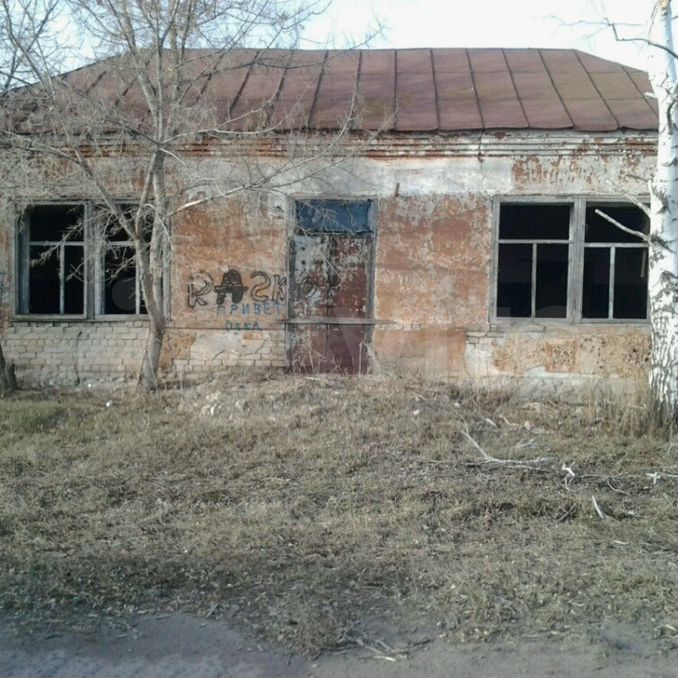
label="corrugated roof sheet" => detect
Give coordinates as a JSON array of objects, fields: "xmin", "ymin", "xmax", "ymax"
[{"xmin": 51, "ymin": 47, "xmax": 661, "ymax": 133}]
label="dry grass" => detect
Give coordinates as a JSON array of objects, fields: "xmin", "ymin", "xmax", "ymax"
[{"xmin": 0, "ymin": 374, "xmax": 676, "ymax": 655}]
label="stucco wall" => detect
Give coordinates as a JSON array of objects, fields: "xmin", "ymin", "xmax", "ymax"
[{"xmin": 0, "ymin": 131, "xmax": 656, "ymax": 389}]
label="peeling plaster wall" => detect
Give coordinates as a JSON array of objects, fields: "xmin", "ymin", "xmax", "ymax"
[{"xmin": 0, "ymin": 132, "xmax": 657, "ymax": 390}]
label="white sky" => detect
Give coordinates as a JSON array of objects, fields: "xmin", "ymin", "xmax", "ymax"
[{"xmin": 301, "ymin": 0, "xmax": 653, "ymax": 70}]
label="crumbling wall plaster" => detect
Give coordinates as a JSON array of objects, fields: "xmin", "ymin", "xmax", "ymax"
[{"xmin": 0, "ymin": 132, "xmax": 657, "ymax": 388}]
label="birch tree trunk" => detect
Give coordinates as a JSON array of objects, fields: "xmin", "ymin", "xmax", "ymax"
[{"xmin": 648, "ymin": 0, "xmax": 678, "ymax": 424}]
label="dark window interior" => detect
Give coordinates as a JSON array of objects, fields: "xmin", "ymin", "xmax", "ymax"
[
  {"xmin": 535, "ymin": 244, "xmax": 568, "ymax": 318},
  {"xmin": 614, "ymin": 248, "xmax": 648, "ymax": 319},
  {"xmin": 496, "ymin": 244, "xmax": 532, "ymax": 317},
  {"xmin": 27, "ymin": 204, "xmax": 84, "ymax": 241},
  {"xmin": 101, "ymin": 204, "xmax": 153, "ymax": 242},
  {"xmin": 497, "ymin": 202, "xmax": 648, "ymax": 322},
  {"xmin": 499, "ymin": 204, "xmax": 570, "ymax": 240},
  {"xmin": 97, "ymin": 204, "xmax": 150, "ymax": 315},
  {"xmin": 496, "ymin": 205, "xmax": 570, "ymax": 319},
  {"xmin": 582, "ymin": 244, "xmax": 647, "ymax": 320},
  {"xmin": 582, "ymin": 248, "xmax": 610, "ymax": 318},
  {"xmin": 104, "ymin": 246, "xmax": 138, "ymax": 314},
  {"xmin": 64, "ymin": 246, "xmax": 85, "ymax": 314},
  {"xmin": 585, "ymin": 205, "xmax": 648, "ymax": 243},
  {"xmin": 296, "ymin": 200, "xmax": 372, "ymax": 234},
  {"xmin": 28, "ymin": 246, "xmax": 59, "ymax": 314},
  {"xmin": 25, "ymin": 205, "xmax": 85, "ymax": 315}
]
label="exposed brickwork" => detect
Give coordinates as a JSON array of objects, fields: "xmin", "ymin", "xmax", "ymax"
[
  {"xmin": 2, "ymin": 322, "xmax": 288, "ymax": 386},
  {"xmin": 166, "ymin": 328, "xmax": 287, "ymax": 377},
  {"xmin": 2, "ymin": 321, "xmax": 147, "ymax": 385},
  {"xmin": 0, "ymin": 132, "xmax": 657, "ymax": 392}
]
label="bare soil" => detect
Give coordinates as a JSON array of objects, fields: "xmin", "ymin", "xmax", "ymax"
[
  {"xmin": 0, "ymin": 373, "xmax": 676, "ymax": 673},
  {"xmin": 1, "ymin": 612, "xmax": 676, "ymax": 677}
]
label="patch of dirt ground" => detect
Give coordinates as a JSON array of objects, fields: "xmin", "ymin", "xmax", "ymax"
[
  {"xmin": 0, "ymin": 373, "xmax": 676, "ymax": 671},
  {"xmin": 1, "ymin": 612, "xmax": 676, "ymax": 677}
]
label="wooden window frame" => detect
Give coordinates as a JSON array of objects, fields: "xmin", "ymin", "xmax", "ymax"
[
  {"xmin": 13, "ymin": 200, "xmax": 161, "ymax": 321},
  {"xmin": 15, "ymin": 202, "xmax": 89, "ymax": 319},
  {"xmin": 491, "ymin": 196, "xmax": 650, "ymax": 326}
]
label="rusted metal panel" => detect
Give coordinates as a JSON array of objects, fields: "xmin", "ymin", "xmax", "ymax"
[
  {"xmin": 270, "ymin": 50, "xmax": 325, "ymax": 129},
  {"xmin": 512, "ymin": 71, "xmax": 573, "ymax": 129},
  {"xmin": 326, "ymin": 324, "xmax": 367, "ymax": 372},
  {"xmin": 312, "ymin": 51, "xmax": 360, "ymax": 128},
  {"xmin": 575, "ymin": 51, "xmax": 624, "ymax": 74},
  {"xmin": 290, "ymin": 234, "xmax": 330, "ymax": 318},
  {"xmin": 395, "ymin": 50, "xmax": 437, "ymax": 131},
  {"xmin": 16, "ymin": 48, "xmax": 659, "ymax": 135},
  {"xmin": 357, "ymin": 50, "xmax": 396, "ymax": 130},
  {"xmin": 467, "ymin": 49, "xmax": 510, "ymax": 72},
  {"xmin": 289, "ymin": 201, "xmax": 373, "ymax": 373},
  {"xmin": 503, "ymin": 49, "xmax": 545, "ymax": 72}
]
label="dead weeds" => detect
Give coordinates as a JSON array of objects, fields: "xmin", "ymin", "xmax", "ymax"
[{"xmin": 0, "ymin": 375, "xmax": 676, "ymax": 655}]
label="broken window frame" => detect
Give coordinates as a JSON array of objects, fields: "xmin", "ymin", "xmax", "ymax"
[
  {"xmin": 495, "ymin": 202, "xmax": 573, "ymax": 320},
  {"xmin": 581, "ymin": 203, "xmax": 650, "ymax": 321},
  {"xmin": 491, "ymin": 196, "xmax": 650, "ymax": 325},
  {"xmin": 94, "ymin": 204, "xmax": 150, "ymax": 317},
  {"xmin": 16, "ymin": 202, "xmax": 89, "ymax": 317},
  {"xmin": 14, "ymin": 200, "xmax": 153, "ymax": 320}
]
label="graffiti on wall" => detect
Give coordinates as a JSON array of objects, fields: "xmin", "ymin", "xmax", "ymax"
[{"xmin": 187, "ymin": 268, "xmax": 286, "ymax": 330}]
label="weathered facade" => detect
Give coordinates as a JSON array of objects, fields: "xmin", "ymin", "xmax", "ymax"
[{"xmin": 0, "ymin": 48, "xmax": 658, "ymax": 392}]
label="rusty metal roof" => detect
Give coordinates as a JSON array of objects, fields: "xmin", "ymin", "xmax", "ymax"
[{"xmin": 46, "ymin": 48, "xmax": 661, "ymax": 133}]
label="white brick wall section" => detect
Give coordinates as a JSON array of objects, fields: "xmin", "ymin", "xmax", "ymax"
[{"xmin": 2, "ymin": 322, "xmax": 289, "ymax": 385}]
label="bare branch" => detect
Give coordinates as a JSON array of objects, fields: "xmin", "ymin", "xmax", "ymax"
[{"xmin": 593, "ymin": 208, "xmax": 653, "ymax": 244}]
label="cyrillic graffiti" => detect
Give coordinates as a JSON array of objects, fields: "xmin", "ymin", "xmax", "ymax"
[
  {"xmin": 187, "ymin": 268, "xmax": 286, "ymax": 330},
  {"xmin": 186, "ymin": 270, "xmax": 214, "ymax": 308}
]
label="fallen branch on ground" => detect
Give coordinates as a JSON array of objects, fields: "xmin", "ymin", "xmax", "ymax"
[{"xmin": 461, "ymin": 425, "xmax": 552, "ymax": 470}]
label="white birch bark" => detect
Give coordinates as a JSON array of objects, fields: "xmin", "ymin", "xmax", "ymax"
[{"xmin": 648, "ymin": 0, "xmax": 678, "ymax": 423}]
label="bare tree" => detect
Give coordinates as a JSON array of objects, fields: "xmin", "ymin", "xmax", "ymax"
[
  {"xmin": 0, "ymin": 0, "xmax": 61, "ymax": 391},
  {"xmin": 0, "ymin": 0, "xmax": 364, "ymax": 390},
  {"xmin": 575, "ymin": 2, "xmax": 678, "ymax": 424}
]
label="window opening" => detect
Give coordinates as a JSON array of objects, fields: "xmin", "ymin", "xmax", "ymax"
[
  {"xmin": 20, "ymin": 204, "xmax": 85, "ymax": 315},
  {"xmin": 582, "ymin": 205, "xmax": 648, "ymax": 320},
  {"xmin": 496, "ymin": 204, "xmax": 571, "ymax": 319}
]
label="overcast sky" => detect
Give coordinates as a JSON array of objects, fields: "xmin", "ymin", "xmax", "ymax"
[{"xmin": 301, "ymin": 0, "xmax": 653, "ymax": 70}]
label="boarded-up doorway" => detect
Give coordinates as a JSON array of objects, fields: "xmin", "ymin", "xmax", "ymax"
[{"xmin": 288, "ymin": 200, "xmax": 374, "ymax": 373}]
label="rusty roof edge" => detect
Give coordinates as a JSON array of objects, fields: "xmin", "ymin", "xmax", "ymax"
[
  {"xmin": 344, "ymin": 129, "xmax": 658, "ymax": 156},
  {"xmin": 55, "ymin": 129, "xmax": 654, "ymax": 160},
  {"xmin": 621, "ymin": 63, "xmax": 659, "ymax": 116}
]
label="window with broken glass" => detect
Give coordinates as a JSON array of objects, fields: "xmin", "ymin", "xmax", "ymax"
[
  {"xmin": 494, "ymin": 200, "xmax": 648, "ymax": 322},
  {"xmin": 581, "ymin": 205, "xmax": 648, "ymax": 320},
  {"xmin": 16, "ymin": 202, "xmax": 149, "ymax": 317},
  {"xmin": 96, "ymin": 205, "xmax": 149, "ymax": 316}
]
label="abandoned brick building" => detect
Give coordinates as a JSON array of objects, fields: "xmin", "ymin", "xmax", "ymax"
[{"xmin": 0, "ymin": 48, "xmax": 658, "ymax": 391}]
